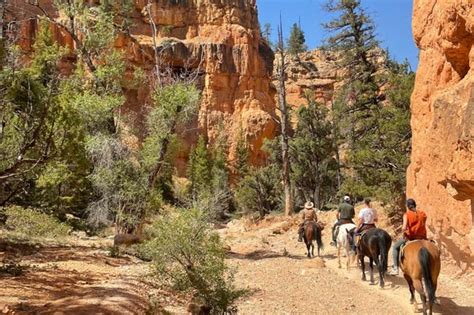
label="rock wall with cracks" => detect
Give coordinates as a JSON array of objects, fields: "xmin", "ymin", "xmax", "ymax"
[
  {"xmin": 8, "ymin": 0, "xmax": 277, "ymax": 172},
  {"xmin": 409, "ymin": 0, "xmax": 474, "ymax": 275}
]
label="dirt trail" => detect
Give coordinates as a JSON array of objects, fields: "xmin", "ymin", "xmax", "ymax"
[
  {"xmin": 0, "ymin": 237, "xmax": 151, "ymax": 315},
  {"xmin": 222, "ymin": 211, "xmax": 474, "ymax": 315},
  {"xmin": 1, "ymin": 210, "xmax": 473, "ymax": 314}
]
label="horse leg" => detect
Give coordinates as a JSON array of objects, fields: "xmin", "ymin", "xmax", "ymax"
[
  {"xmin": 360, "ymin": 254, "xmax": 366, "ymax": 281},
  {"xmin": 369, "ymin": 257, "xmax": 375, "ymax": 285},
  {"xmin": 306, "ymin": 242, "xmax": 311, "ymax": 258},
  {"xmin": 414, "ymin": 279, "xmax": 427, "ymax": 315},
  {"xmin": 345, "ymin": 246, "xmax": 350, "ymax": 270},
  {"xmin": 403, "ymin": 274, "xmax": 416, "ymax": 304},
  {"xmin": 337, "ymin": 245, "xmax": 342, "ymax": 268},
  {"xmin": 373, "ymin": 256, "xmax": 384, "ymax": 288},
  {"xmin": 311, "ymin": 243, "xmax": 314, "ymax": 258}
]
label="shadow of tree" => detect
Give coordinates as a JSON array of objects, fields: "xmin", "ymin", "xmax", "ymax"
[{"xmin": 227, "ymin": 250, "xmax": 307, "ymax": 261}]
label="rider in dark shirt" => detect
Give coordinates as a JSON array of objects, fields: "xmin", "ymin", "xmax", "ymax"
[{"xmin": 330, "ymin": 195, "xmax": 355, "ymax": 246}]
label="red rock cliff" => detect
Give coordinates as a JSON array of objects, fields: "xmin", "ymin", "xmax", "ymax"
[
  {"xmin": 409, "ymin": 0, "xmax": 474, "ymax": 275},
  {"xmin": 8, "ymin": 0, "xmax": 277, "ymax": 170}
]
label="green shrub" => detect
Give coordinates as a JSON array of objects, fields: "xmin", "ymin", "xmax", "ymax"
[
  {"xmin": 234, "ymin": 165, "xmax": 283, "ymax": 218},
  {"xmin": 0, "ymin": 262, "xmax": 29, "ymax": 276},
  {"xmin": 3, "ymin": 206, "xmax": 71, "ymax": 239},
  {"xmin": 141, "ymin": 208, "xmax": 245, "ymax": 314}
]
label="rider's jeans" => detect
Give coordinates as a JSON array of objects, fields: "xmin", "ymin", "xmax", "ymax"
[{"xmin": 392, "ymin": 239, "xmax": 407, "ymax": 267}]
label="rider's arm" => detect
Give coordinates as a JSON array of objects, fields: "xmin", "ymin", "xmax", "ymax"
[
  {"xmin": 357, "ymin": 217, "xmax": 363, "ymax": 229},
  {"xmin": 402, "ymin": 213, "xmax": 408, "ymax": 232}
]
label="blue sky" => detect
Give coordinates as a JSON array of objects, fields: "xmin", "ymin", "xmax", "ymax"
[{"xmin": 257, "ymin": 0, "xmax": 419, "ymax": 70}]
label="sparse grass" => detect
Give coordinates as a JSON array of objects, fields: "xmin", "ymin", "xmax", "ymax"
[
  {"xmin": 108, "ymin": 246, "xmax": 121, "ymax": 258},
  {"xmin": 3, "ymin": 206, "xmax": 71, "ymax": 240},
  {"xmin": 0, "ymin": 262, "xmax": 29, "ymax": 277}
]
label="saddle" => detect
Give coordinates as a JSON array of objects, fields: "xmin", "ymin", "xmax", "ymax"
[
  {"xmin": 354, "ymin": 230, "xmax": 368, "ymax": 248},
  {"xmin": 399, "ymin": 239, "xmax": 436, "ymax": 262},
  {"xmin": 304, "ymin": 220, "xmax": 324, "ymax": 231}
]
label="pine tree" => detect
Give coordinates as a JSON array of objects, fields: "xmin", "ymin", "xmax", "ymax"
[
  {"xmin": 277, "ymin": 19, "xmax": 294, "ymax": 215},
  {"xmin": 324, "ymin": 0, "xmax": 415, "ymax": 210},
  {"xmin": 287, "ymin": 23, "xmax": 307, "ymax": 55},
  {"xmin": 234, "ymin": 129, "xmax": 249, "ymax": 181},
  {"xmin": 187, "ymin": 135, "xmax": 212, "ymax": 199},
  {"xmin": 324, "ymin": 0, "xmax": 380, "ymax": 146},
  {"xmin": 260, "ymin": 22, "xmax": 272, "ymax": 45},
  {"xmin": 290, "ymin": 93, "xmax": 338, "ymax": 209}
]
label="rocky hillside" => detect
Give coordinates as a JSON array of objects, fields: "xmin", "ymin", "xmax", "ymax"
[
  {"xmin": 9, "ymin": 0, "xmax": 277, "ymax": 169},
  {"xmin": 408, "ymin": 0, "xmax": 474, "ymax": 274},
  {"xmin": 273, "ymin": 50, "xmax": 339, "ymax": 109}
]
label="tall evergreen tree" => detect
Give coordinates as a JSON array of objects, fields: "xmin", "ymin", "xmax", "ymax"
[
  {"xmin": 324, "ymin": 0, "xmax": 415, "ymax": 213},
  {"xmin": 324, "ymin": 0, "xmax": 380, "ymax": 146},
  {"xmin": 287, "ymin": 23, "xmax": 308, "ymax": 55},
  {"xmin": 290, "ymin": 93, "xmax": 338, "ymax": 209},
  {"xmin": 187, "ymin": 135, "xmax": 211, "ymax": 199},
  {"xmin": 277, "ymin": 18, "xmax": 293, "ymax": 215},
  {"xmin": 260, "ymin": 22, "xmax": 272, "ymax": 45}
]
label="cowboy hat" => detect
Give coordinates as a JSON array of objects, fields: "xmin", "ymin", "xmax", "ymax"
[{"xmin": 304, "ymin": 201, "xmax": 314, "ymax": 209}]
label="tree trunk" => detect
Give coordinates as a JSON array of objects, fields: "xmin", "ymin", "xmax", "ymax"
[
  {"xmin": 333, "ymin": 121, "xmax": 342, "ymax": 191},
  {"xmin": 277, "ymin": 19, "xmax": 293, "ymax": 216},
  {"xmin": 148, "ymin": 106, "xmax": 182, "ymax": 189},
  {"xmin": 313, "ymin": 184, "xmax": 321, "ymax": 210}
]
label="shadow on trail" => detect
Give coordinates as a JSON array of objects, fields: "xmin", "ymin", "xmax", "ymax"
[
  {"xmin": 227, "ymin": 250, "xmax": 307, "ymax": 261},
  {"xmin": 3, "ymin": 262, "xmax": 148, "ymax": 314},
  {"xmin": 435, "ymin": 297, "xmax": 474, "ymax": 315}
]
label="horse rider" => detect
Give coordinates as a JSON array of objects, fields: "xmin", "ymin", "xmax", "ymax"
[
  {"xmin": 388, "ymin": 198, "xmax": 427, "ymax": 275},
  {"xmin": 352, "ymin": 198, "xmax": 378, "ymax": 251},
  {"xmin": 330, "ymin": 195, "xmax": 355, "ymax": 246},
  {"xmin": 298, "ymin": 201, "xmax": 318, "ymax": 242}
]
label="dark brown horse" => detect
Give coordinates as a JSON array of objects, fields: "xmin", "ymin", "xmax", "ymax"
[
  {"xmin": 400, "ymin": 240, "xmax": 441, "ymax": 315},
  {"xmin": 303, "ymin": 221, "xmax": 323, "ymax": 258},
  {"xmin": 350, "ymin": 228, "xmax": 391, "ymax": 288}
]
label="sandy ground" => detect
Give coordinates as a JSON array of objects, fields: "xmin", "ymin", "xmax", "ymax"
[
  {"xmin": 0, "ymin": 235, "xmax": 158, "ymax": 315},
  {"xmin": 222, "ymin": 210, "xmax": 474, "ymax": 315},
  {"xmin": 0, "ymin": 208, "xmax": 473, "ymax": 314}
]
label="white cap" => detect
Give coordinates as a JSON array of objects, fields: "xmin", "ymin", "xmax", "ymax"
[{"xmin": 343, "ymin": 195, "xmax": 350, "ymax": 202}]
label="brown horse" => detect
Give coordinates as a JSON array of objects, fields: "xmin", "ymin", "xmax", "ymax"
[
  {"xmin": 303, "ymin": 221, "xmax": 323, "ymax": 258},
  {"xmin": 350, "ymin": 228, "xmax": 391, "ymax": 288},
  {"xmin": 400, "ymin": 240, "xmax": 441, "ymax": 315}
]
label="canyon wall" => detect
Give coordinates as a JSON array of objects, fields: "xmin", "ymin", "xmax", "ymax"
[
  {"xmin": 409, "ymin": 0, "xmax": 474, "ymax": 275},
  {"xmin": 8, "ymin": 0, "xmax": 277, "ymax": 170}
]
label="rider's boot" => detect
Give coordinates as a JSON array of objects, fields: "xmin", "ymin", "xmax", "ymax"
[
  {"xmin": 330, "ymin": 232, "xmax": 336, "ymax": 246},
  {"xmin": 298, "ymin": 232, "xmax": 303, "ymax": 242},
  {"xmin": 388, "ymin": 266, "xmax": 399, "ymax": 276}
]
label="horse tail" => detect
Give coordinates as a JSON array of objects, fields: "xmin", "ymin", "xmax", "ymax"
[
  {"xmin": 314, "ymin": 223, "xmax": 323, "ymax": 250},
  {"xmin": 378, "ymin": 233, "xmax": 388, "ymax": 273},
  {"xmin": 419, "ymin": 246, "xmax": 435, "ymax": 304}
]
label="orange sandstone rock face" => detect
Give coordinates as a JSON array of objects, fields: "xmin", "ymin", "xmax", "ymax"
[
  {"xmin": 120, "ymin": 0, "xmax": 278, "ymax": 169},
  {"xmin": 272, "ymin": 50, "xmax": 339, "ymax": 110},
  {"xmin": 409, "ymin": 0, "xmax": 474, "ymax": 275},
  {"xmin": 9, "ymin": 0, "xmax": 277, "ymax": 170}
]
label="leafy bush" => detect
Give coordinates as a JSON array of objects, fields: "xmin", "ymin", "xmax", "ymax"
[
  {"xmin": 3, "ymin": 206, "xmax": 71, "ymax": 239},
  {"xmin": 234, "ymin": 165, "xmax": 283, "ymax": 218},
  {"xmin": 0, "ymin": 262, "xmax": 29, "ymax": 277},
  {"xmin": 141, "ymin": 208, "xmax": 245, "ymax": 313}
]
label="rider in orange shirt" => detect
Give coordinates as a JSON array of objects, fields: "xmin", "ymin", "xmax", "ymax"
[{"xmin": 388, "ymin": 198, "xmax": 427, "ymax": 275}]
